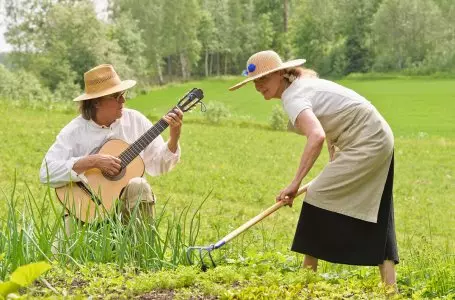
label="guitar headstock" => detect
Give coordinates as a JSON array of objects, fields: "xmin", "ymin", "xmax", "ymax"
[{"xmin": 177, "ymin": 88, "xmax": 204, "ymax": 112}]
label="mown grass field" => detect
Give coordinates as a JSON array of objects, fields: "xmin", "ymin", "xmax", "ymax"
[{"xmin": 0, "ymin": 77, "xmax": 453, "ymax": 298}]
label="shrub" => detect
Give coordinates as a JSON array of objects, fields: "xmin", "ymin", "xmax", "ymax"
[
  {"xmin": 269, "ymin": 105, "xmax": 288, "ymax": 131},
  {"xmin": 53, "ymin": 77, "xmax": 82, "ymax": 102},
  {"xmin": 0, "ymin": 65, "xmax": 52, "ymax": 102},
  {"xmin": 204, "ymin": 101, "xmax": 231, "ymax": 124}
]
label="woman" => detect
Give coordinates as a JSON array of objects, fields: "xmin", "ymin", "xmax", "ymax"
[{"xmin": 229, "ymin": 50, "xmax": 399, "ymax": 287}]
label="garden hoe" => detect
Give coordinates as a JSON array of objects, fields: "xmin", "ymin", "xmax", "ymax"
[{"xmin": 187, "ymin": 182, "xmax": 311, "ymax": 271}]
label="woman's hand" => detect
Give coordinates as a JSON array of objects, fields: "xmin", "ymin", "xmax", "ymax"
[{"xmin": 276, "ymin": 181, "xmax": 301, "ymax": 207}]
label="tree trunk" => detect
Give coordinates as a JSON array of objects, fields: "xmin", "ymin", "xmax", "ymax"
[
  {"xmin": 216, "ymin": 52, "xmax": 220, "ymax": 76},
  {"xmin": 209, "ymin": 53, "xmax": 214, "ymax": 76},
  {"xmin": 156, "ymin": 53, "xmax": 164, "ymax": 85},
  {"xmin": 167, "ymin": 56, "xmax": 172, "ymax": 77},
  {"xmin": 224, "ymin": 53, "xmax": 228, "ymax": 75},
  {"xmin": 205, "ymin": 50, "xmax": 209, "ymax": 77},
  {"xmin": 180, "ymin": 52, "xmax": 187, "ymax": 80}
]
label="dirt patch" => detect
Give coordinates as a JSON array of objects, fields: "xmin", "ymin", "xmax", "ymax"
[
  {"xmin": 137, "ymin": 290, "xmax": 218, "ymax": 299},
  {"xmin": 137, "ymin": 289, "xmax": 175, "ymax": 299}
]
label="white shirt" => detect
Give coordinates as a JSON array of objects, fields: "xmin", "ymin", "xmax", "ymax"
[
  {"xmin": 39, "ymin": 108, "xmax": 180, "ymax": 188},
  {"xmin": 281, "ymin": 78, "xmax": 370, "ymax": 125}
]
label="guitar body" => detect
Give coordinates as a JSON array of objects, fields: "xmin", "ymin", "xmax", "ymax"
[{"xmin": 55, "ymin": 139, "xmax": 145, "ymax": 223}]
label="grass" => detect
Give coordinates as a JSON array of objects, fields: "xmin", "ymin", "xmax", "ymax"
[
  {"xmin": 0, "ymin": 77, "xmax": 454, "ymax": 298},
  {"xmin": 128, "ymin": 77, "xmax": 455, "ymax": 137}
]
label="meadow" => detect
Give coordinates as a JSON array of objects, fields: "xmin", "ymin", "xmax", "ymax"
[{"xmin": 0, "ymin": 77, "xmax": 453, "ymax": 298}]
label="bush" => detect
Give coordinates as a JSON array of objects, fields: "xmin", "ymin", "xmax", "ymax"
[
  {"xmin": 269, "ymin": 105, "xmax": 288, "ymax": 131},
  {"xmin": 53, "ymin": 77, "xmax": 82, "ymax": 102},
  {"xmin": 0, "ymin": 65, "xmax": 52, "ymax": 102},
  {"xmin": 204, "ymin": 101, "xmax": 231, "ymax": 124}
]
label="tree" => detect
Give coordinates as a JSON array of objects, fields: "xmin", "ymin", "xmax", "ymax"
[
  {"xmin": 161, "ymin": 0, "xmax": 201, "ymax": 80},
  {"xmin": 371, "ymin": 0, "xmax": 444, "ymax": 71},
  {"xmin": 289, "ymin": 0, "xmax": 345, "ymax": 76},
  {"xmin": 109, "ymin": 12, "xmax": 148, "ymax": 81},
  {"xmin": 336, "ymin": 0, "xmax": 378, "ymax": 74},
  {"xmin": 198, "ymin": 9, "xmax": 218, "ymax": 77},
  {"xmin": 110, "ymin": 0, "xmax": 166, "ymax": 84},
  {"xmin": 4, "ymin": 0, "xmax": 131, "ymax": 90}
]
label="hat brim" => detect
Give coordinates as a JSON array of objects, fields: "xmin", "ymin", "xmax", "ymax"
[
  {"xmin": 229, "ymin": 59, "xmax": 306, "ymax": 91},
  {"xmin": 73, "ymin": 80, "xmax": 137, "ymax": 101}
]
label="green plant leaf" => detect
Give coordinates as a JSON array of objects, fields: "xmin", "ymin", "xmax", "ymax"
[
  {"xmin": 0, "ymin": 253, "xmax": 5, "ymax": 261},
  {"xmin": 0, "ymin": 281, "xmax": 20, "ymax": 298},
  {"xmin": 10, "ymin": 261, "xmax": 51, "ymax": 287}
]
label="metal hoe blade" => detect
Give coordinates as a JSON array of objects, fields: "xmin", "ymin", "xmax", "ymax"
[
  {"xmin": 186, "ymin": 183, "xmax": 310, "ymax": 271},
  {"xmin": 186, "ymin": 245, "xmax": 217, "ymax": 271}
]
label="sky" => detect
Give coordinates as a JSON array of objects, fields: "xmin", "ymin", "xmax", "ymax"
[{"xmin": 0, "ymin": 0, "xmax": 108, "ymax": 53}]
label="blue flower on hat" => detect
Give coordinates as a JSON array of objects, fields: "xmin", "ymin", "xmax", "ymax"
[
  {"xmin": 247, "ymin": 63, "xmax": 256, "ymax": 73},
  {"xmin": 241, "ymin": 69, "xmax": 248, "ymax": 76}
]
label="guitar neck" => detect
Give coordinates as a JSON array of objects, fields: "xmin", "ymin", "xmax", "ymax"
[{"xmin": 118, "ymin": 118, "xmax": 170, "ymax": 168}]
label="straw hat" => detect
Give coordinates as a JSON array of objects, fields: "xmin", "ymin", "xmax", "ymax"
[
  {"xmin": 229, "ymin": 50, "xmax": 306, "ymax": 91},
  {"xmin": 73, "ymin": 64, "xmax": 136, "ymax": 101}
]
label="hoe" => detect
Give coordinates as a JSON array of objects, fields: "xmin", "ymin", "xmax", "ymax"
[{"xmin": 187, "ymin": 182, "xmax": 310, "ymax": 271}]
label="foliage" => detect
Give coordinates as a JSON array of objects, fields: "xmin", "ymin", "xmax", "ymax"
[
  {"xmin": 371, "ymin": 0, "xmax": 444, "ymax": 71},
  {"xmin": 53, "ymin": 76, "xmax": 82, "ymax": 102},
  {"xmin": 4, "ymin": 0, "xmax": 132, "ymax": 90},
  {"xmin": 269, "ymin": 104, "xmax": 288, "ymax": 131},
  {"xmin": 0, "ymin": 178, "xmax": 206, "ymax": 280},
  {"xmin": 2, "ymin": 0, "xmax": 455, "ymax": 90},
  {"xmin": 204, "ymin": 101, "xmax": 231, "ymax": 124},
  {"xmin": 0, "ymin": 261, "xmax": 51, "ymax": 298},
  {"xmin": 0, "ymin": 64, "xmax": 52, "ymax": 102}
]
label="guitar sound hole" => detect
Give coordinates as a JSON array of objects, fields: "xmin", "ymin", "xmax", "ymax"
[{"xmin": 103, "ymin": 167, "xmax": 126, "ymax": 181}]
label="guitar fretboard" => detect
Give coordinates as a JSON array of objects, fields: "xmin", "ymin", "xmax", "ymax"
[{"xmin": 118, "ymin": 118, "xmax": 169, "ymax": 168}]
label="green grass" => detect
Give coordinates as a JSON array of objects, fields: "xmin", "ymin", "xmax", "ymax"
[
  {"xmin": 128, "ymin": 77, "xmax": 455, "ymax": 138},
  {"xmin": 0, "ymin": 78, "xmax": 454, "ymax": 298}
]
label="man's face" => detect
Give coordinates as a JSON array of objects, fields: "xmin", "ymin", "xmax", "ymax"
[{"xmin": 97, "ymin": 91, "xmax": 126, "ymax": 122}]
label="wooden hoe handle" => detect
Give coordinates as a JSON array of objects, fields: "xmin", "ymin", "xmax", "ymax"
[{"xmin": 213, "ymin": 182, "xmax": 311, "ymax": 248}]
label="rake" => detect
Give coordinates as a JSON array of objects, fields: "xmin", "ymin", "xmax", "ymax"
[{"xmin": 187, "ymin": 182, "xmax": 310, "ymax": 271}]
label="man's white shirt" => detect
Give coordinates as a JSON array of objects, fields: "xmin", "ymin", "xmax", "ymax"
[{"xmin": 39, "ymin": 108, "xmax": 180, "ymax": 188}]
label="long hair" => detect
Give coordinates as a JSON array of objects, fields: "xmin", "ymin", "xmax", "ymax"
[
  {"xmin": 79, "ymin": 98, "xmax": 99, "ymax": 120},
  {"xmin": 284, "ymin": 67, "xmax": 318, "ymax": 83}
]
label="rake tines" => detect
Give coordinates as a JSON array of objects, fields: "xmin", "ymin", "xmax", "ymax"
[
  {"xmin": 186, "ymin": 245, "xmax": 217, "ymax": 271},
  {"xmin": 186, "ymin": 183, "xmax": 310, "ymax": 271}
]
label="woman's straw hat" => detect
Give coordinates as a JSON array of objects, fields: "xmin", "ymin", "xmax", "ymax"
[
  {"xmin": 73, "ymin": 64, "xmax": 136, "ymax": 101},
  {"xmin": 229, "ymin": 50, "xmax": 306, "ymax": 91}
]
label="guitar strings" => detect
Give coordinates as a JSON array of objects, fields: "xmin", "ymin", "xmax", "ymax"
[{"xmin": 119, "ymin": 118, "xmax": 169, "ymax": 168}]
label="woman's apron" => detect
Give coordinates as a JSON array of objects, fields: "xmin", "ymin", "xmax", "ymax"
[{"xmin": 292, "ymin": 103, "xmax": 394, "ymax": 223}]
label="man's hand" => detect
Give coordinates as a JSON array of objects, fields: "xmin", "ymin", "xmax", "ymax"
[
  {"xmin": 163, "ymin": 108, "xmax": 183, "ymax": 153},
  {"xmin": 94, "ymin": 154, "xmax": 122, "ymax": 176}
]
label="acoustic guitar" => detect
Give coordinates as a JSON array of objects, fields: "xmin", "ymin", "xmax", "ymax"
[{"xmin": 55, "ymin": 88, "xmax": 204, "ymax": 223}]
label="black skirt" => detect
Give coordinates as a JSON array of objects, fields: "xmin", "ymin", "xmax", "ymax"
[{"xmin": 291, "ymin": 155, "xmax": 399, "ymax": 266}]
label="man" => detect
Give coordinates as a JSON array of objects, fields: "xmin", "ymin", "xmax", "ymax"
[{"xmin": 40, "ymin": 64, "xmax": 183, "ymax": 226}]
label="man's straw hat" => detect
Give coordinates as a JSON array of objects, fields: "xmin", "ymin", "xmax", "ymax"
[
  {"xmin": 229, "ymin": 50, "xmax": 306, "ymax": 91},
  {"xmin": 73, "ymin": 64, "xmax": 136, "ymax": 101}
]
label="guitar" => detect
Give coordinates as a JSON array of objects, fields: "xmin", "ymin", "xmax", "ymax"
[{"xmin": 55, "ymin": 88, "xmax": 204, "ymax": 223}]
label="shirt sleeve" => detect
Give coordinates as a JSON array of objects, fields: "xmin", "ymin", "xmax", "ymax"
[
  {"xmin": 282, "ymin": 82, "xmax": 315, "ymax": 126},
  {"xmin": 283, "ymin": 95, "xmax": 313, "ymax": 126},
  {"xmin": 135, "ymin": 112, "xmax": 181, "ymax": 176},
  {"xmin": 39, "ymin": 131, "xmax": 84, "ymax": 188}
]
